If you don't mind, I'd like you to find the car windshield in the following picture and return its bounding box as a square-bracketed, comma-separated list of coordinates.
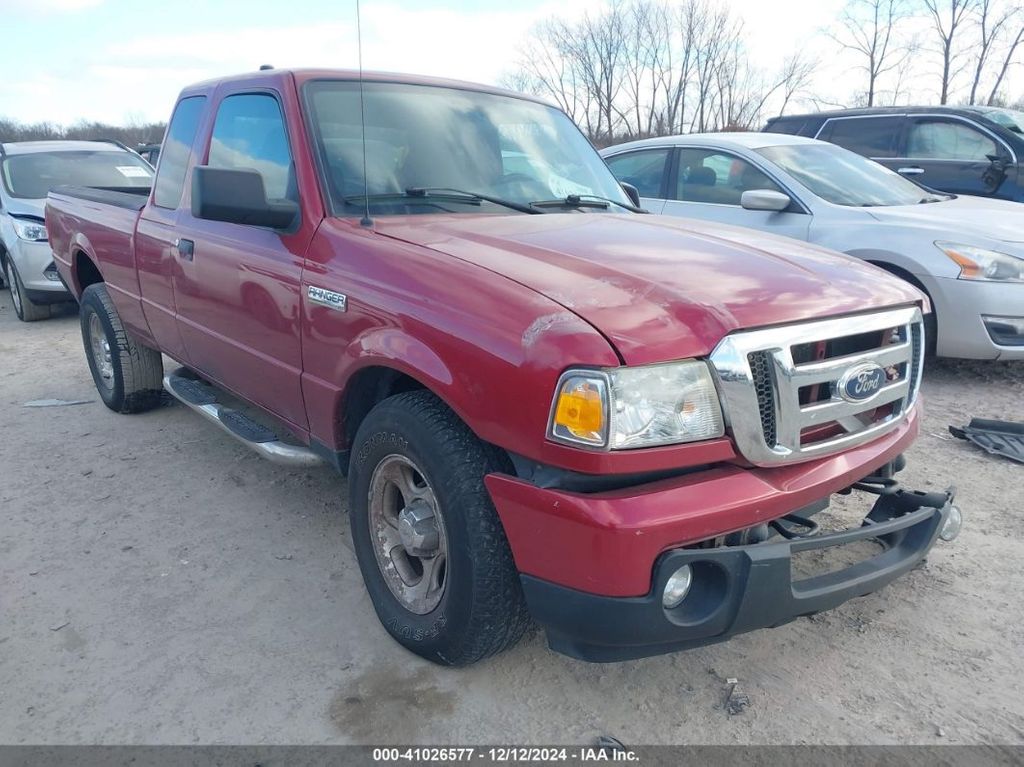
[971, 107, 1024, 134]
[1, 150, 153, 199]
[304, 80, 631, 215]
[757, 143, 943, 206]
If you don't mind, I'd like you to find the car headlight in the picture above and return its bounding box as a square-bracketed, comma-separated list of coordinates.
[548, 361, 724, 449]
[936, 242, 1024, 282]
[11, 217, 48, 242]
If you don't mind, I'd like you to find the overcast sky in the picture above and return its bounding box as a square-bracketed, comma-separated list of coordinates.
[1, 0, 1012, 126]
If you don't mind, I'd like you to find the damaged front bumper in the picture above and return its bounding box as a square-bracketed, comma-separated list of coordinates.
[522, 482, 959, 663]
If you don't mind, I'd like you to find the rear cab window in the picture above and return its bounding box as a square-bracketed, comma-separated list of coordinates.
[817, 116, 902, 158]
[153, 96, 207, 209]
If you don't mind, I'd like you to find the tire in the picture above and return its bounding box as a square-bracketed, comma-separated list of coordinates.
[80, 283, 164, 413]
[4, 257, 51, 322]
[349, 390, 532, 666]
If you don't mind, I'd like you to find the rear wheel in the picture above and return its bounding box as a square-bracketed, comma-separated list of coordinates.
[348, 390, 531, 665]
[80, 283, 164, 413]
[4, 257, 51, 322]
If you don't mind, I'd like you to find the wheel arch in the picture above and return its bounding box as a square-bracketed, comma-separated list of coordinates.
[72, 248, 104, 297]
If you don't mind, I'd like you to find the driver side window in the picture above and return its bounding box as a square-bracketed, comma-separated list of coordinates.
[604, 149, 669, 198]
[675, 148, 781, 205]
[906, 120, 998, 161]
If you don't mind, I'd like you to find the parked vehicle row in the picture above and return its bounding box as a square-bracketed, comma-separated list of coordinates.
[41, 68, 963, 666]
[765, 105, 1024, 202]
[601, 133, 1024, 360]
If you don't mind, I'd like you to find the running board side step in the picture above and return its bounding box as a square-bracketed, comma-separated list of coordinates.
[163, 370, 323, 468]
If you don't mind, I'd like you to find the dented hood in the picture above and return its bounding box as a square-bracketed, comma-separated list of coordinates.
[374, 213, 924, 365]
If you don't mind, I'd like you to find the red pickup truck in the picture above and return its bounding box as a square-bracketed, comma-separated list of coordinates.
[46, 68, 960, 665]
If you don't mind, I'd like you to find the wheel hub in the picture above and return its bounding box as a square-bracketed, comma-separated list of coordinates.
[88, 313, 114, 387]
[397, 500, 440, 557]
[367, 454, 448, 614]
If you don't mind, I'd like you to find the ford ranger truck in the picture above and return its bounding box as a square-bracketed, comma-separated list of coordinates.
[45, 69, 961, 665]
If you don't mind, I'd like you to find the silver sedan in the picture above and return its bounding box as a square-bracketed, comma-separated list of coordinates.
[601, 133, 1024, 360]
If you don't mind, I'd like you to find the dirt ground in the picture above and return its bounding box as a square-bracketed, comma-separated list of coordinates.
[1, 288, 1022, 747]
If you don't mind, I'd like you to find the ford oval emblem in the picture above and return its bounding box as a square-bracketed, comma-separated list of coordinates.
[839, 363, 887, 403]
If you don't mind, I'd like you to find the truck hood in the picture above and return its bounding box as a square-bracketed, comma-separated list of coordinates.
[867, 194, 1024, 244]
[374, 213, 922, 364]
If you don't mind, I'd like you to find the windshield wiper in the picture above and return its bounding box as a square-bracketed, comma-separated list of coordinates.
[405, 187, 539, 214]
[530, 194, 644, 213]
[343, 187, 539, 215]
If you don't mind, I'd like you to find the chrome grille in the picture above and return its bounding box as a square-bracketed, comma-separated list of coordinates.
[747, 351, 777, 447]
[710, 307, 925, 466]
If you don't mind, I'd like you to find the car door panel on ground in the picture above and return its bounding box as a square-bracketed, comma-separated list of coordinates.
[172, 90, 309, 429]
[661, 148, 810, 241]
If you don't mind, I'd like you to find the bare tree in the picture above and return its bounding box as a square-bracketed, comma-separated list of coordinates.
[924, 0, 977, 104]
[829, 0, 913, 107]
[987, 22, 1024, 103]
[505, 0, 822, 141]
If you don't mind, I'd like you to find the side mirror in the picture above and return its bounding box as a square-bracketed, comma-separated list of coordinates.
[192, 166, 298, 229]
[740, 189, 791, 212]
[620, 181, 641, 208]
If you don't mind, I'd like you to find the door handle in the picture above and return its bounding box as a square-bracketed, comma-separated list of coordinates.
[174, 238, 195, 262]
[897, 167, 925, 176]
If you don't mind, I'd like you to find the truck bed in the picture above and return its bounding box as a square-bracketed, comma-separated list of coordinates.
[46, 185, 152, 340]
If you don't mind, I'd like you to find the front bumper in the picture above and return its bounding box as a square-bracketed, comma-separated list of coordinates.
[930, 276, 1024, 360]
[7, 239, 71, 300]
[523, 483, 957, 662]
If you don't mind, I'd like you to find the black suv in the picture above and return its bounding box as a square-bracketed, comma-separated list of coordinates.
[765, 106, 1024, 202]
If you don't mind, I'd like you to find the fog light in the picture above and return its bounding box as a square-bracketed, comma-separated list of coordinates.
[43, 262, 61, 282]
[983, 315, 1024, 346]
[662, 564, 693, 608]
[939, 504, 962, 542]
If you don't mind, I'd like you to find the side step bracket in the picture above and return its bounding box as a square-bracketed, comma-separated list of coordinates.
[163, 369, 323, 468]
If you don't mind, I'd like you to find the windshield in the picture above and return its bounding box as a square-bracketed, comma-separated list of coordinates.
[757, 143, 944, 207]
[304, 80, 631, 215]
[1, 150, 153, 199]
[971, 107, 1024, 134]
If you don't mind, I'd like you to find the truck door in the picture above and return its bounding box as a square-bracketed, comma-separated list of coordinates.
[136, 95, 207, 361]
[172, 89, 312, 430]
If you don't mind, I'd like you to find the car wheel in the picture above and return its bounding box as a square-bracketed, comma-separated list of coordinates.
[4, 257, 51, 322]
[349, 390, 532, 666]
[80, 283, 164, 413]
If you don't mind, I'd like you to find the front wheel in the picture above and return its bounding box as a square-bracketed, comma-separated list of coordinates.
[4, 257, 51, 322]
[80, 283, 164, 413]
[348, 391, 532, 665]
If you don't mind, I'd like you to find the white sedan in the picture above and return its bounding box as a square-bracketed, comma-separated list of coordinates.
[601, 133, 1024, 360]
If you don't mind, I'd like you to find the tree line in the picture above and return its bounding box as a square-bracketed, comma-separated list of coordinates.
[504, 0, 1024, 142]
[0, 118, 166, 147]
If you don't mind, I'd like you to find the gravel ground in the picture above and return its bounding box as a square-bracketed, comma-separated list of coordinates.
[1, 289, 1022, 746]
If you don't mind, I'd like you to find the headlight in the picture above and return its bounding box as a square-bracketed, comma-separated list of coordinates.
[11, 217, 48, 242]
[936, 241, 1024, 282]
[548, 360, 724, 449]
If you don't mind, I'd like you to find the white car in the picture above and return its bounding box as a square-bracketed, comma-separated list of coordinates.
[0, 140, 153, 321]
[601, 133, 1024, 360]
